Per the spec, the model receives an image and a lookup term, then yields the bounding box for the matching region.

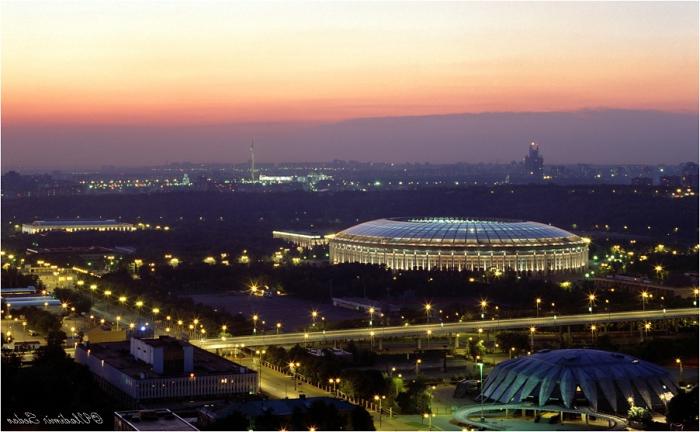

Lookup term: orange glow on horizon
[2,1,697,125]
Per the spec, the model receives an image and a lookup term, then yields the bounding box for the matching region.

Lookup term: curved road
[192,307,698,349]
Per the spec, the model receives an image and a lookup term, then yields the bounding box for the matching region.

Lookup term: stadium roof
[482,349,677,413]
[334,218,584,246]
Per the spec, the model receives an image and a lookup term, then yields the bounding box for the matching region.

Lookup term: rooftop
[201,396,356,420]
[81,338,253,379]
[334,217,584,246]
[114,410,198,431]
[26,219,132,226]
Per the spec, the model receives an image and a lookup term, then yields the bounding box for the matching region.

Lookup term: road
[193,307,699,349]
[234,356,331,399]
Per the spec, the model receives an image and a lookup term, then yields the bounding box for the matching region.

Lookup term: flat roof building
[75,336,257,403]
[114,409,198,431]
[22,219,135,234]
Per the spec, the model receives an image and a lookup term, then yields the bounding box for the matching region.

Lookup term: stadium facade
[329,218,588,274]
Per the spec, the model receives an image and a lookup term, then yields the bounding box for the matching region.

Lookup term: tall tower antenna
[250,138,256,181]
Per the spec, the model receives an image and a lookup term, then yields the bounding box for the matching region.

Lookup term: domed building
[482,349,678,413]
[329,217,588,274]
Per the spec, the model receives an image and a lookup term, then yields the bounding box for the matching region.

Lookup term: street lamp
[654,265,664,280]
[255,349,266,392]
[675,358,683,385]
[424,303,432,323]
[252,314,259,334]
[643,322,651,340]
[368,307,375,327]
[416,358,422,375]
[477,362,485,422]
[374,395,386,428]
[590,324,597,343]
[423,413,435,431]
[588,293,596,314]
[529,327,536,351]
[641,291,649,311]
[329,377,341,395]
[480,299,487,319]
[289,361,301,391]
[116,316,121,330]
[311,310,318,328]
[535,298,541,317]
[135,300,144,322]
[510,347,516,359]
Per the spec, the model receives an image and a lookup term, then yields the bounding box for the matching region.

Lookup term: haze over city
[2,1,698,170]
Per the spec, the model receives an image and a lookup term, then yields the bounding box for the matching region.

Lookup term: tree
[627,406,652,426]
[54,288,93,314]
[396,378,431,415]
[340,369,387,400]
[349,406,375,431]
[667,387,699,428]
[496,332,529,352]
[307,400,343,431]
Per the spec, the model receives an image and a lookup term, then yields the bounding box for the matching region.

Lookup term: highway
[192,307,699,350]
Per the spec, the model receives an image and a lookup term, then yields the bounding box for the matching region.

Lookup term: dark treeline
[124,261,690,320]
[2,186,697,257]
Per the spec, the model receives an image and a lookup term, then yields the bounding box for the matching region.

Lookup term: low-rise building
[75,336,257,403]
[22,219,135,234]
[114,409,198,431]
[198,396,357,427]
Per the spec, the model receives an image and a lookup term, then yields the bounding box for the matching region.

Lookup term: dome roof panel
[334,217,585,247]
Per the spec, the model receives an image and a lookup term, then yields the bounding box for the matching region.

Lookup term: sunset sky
[1,1,698,168]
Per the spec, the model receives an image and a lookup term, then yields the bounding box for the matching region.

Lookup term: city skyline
[2,1,699,170]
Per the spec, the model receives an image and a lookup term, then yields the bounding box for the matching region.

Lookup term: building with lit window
[272,230,331,248]
[21,219,135,234]
[75,336,257,403]
[329,218,588,274]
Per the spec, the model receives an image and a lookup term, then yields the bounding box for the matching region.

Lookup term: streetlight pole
[675,358,683,385]
[477,362,485,422]
[529,327,535,352]
[374,395,385,428]
[535,298,541,317]
[425,303,431,323]
[255,349,266,393]
[368,307,375,327]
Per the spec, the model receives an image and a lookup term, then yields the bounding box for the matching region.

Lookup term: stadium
[481,349,677,412]
[329,217,589,274]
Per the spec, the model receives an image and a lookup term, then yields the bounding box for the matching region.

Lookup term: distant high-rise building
[249,139,257,181]
[524,141,544,179]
